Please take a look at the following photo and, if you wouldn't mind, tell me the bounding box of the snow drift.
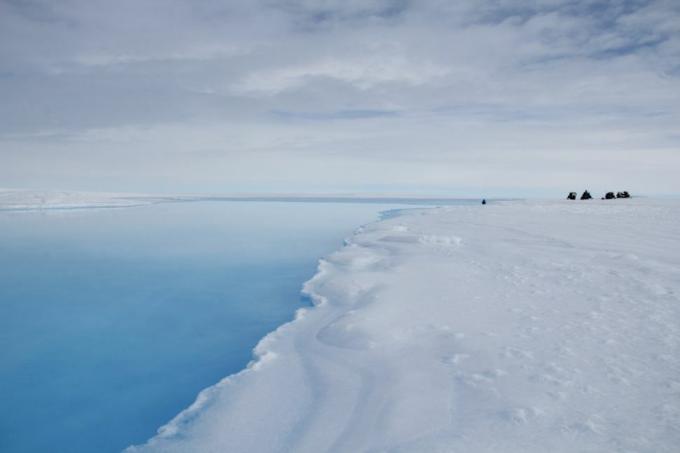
[130,199,680,452]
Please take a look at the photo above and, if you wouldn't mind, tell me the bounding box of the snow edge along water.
[124,204,426,452]
[124,198,680,452]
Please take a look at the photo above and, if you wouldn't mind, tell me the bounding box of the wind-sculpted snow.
[129,199,680,453]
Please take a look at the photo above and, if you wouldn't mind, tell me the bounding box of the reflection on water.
[0,201,420,453]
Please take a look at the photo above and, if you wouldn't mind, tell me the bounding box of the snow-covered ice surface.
[0,189,470,211]
[130,199,680,453]
[0,189,177,210]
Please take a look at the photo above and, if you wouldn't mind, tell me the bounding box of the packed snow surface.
[131,199,680,453]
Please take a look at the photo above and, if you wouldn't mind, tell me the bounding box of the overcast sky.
[1,0,679,196]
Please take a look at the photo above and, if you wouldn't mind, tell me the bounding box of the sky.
[1,0,679,197]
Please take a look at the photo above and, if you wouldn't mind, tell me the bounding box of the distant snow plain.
[3,191,677,452]
[0,189,466,211]
[0,189,175,210]
[124,197,680,453]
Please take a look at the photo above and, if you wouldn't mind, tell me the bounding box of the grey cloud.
[271,109,400,120]
[0,0,678,195]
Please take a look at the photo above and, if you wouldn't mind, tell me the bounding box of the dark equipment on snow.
[567,192,577,200]
[580,190,592,200]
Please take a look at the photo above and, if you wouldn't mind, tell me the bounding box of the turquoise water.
[0,200,426,453]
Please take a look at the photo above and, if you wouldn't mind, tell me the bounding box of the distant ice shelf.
[0,189,478,211]
[128,198,680,453]
[0,189,181,211]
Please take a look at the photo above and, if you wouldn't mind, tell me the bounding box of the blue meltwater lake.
[0,200,433,453]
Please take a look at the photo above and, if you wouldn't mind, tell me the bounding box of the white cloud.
[233,56,450,94]
[0,0,678,195]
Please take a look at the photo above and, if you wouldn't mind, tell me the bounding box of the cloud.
[0,0,678,195]
[232,56,450,94]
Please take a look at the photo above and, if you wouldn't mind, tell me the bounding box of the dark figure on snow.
[617,191,631,198]
[605,192,616,199]
[482,199,487,205]
[567,192,577,200]
[581,190,592,200]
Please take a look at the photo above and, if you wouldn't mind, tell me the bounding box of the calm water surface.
[0,201,427,453]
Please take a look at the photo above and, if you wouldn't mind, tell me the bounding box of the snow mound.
[129,198,680,453]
